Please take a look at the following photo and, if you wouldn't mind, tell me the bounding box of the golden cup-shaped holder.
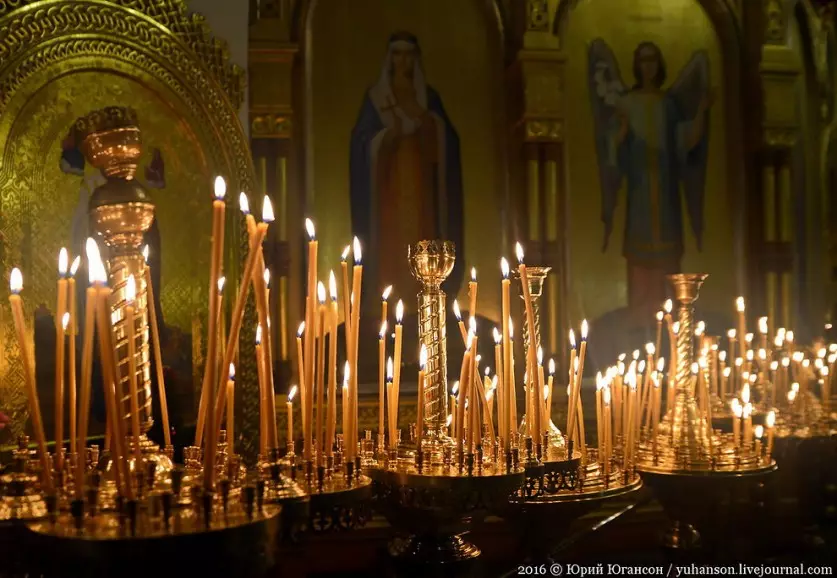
[408,240,455,287]
[75,107,142,180]
[666,273,707,305]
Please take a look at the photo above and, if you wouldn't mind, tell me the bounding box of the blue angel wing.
[668,50,710,248]
[588,39,627,235]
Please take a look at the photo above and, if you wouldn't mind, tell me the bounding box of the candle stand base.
[287,461,372,534]
[1,472,48,578]
[368,459,524,571]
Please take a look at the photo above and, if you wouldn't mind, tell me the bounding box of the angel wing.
[668,50,711,250]
[588,39,627,241]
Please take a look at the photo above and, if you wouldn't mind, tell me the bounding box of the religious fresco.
[589,38,714,317]
[561,0,732,328]
[307,0,505,321]
[349,31,464,297]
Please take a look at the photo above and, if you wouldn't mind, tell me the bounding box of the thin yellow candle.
[568,321,589,445]
[416,345,427,454]
[535,346,545,442]
[67,256,79,458]
[316,282,327,462]
[386,357,395,446]
[603,386,612,475]
[124,275,144,469]
[567,330,578,435]
[226,364,235,455]
[327,273,338,456]
[652,375,661,456]
[546,359,555,423]
[381,285,392,333]
[515,243,539,436]
[287,385,297,449]
[256,325,267,455]
[468,267,478,318]
[348,237,363,460]
[342,362,350,443]
[623,375,636,470]
[596,372,603,459]
[736,297,747,359]
[466,335,478,452]
[141,246,172,448]
[194,288,224,447]
[378,321,387,438]
[743,402,753,448]
[493,328,505,442]
[456,338,473,448]
[203,176,227,491]
[654,310,663,365]
[509,318,518,435]
[765,410,775,458]
[295,322,306,440]
[303,218,318,462]
[9,269,53,493]
[641,343,655,429]
[500,258,511,449]
[731,399,742,447]
[450,382,458,439]
[54,248,69,469]
[391,300,404,448]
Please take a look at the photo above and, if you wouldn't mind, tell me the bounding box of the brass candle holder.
[634,274,776,550]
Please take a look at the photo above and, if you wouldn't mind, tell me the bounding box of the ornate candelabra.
[635,274,776,550]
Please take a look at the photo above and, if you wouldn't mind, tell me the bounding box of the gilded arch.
[0,0,256,441]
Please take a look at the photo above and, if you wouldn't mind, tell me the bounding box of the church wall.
[561,0,733,324]
[304,0,506,321]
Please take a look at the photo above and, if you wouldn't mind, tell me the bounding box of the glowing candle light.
[348,237,363,461]
[416,345,428,454]
[386,357,395,447]
[654,310,664,364]
[327,272,338,456]
[736,297,747,358]
[381,285,392,334]
[295,322,305,444]
[340,245,352,332]
[255,324,268,454]
[226,363,236,455]
[343,361,351,442]
[468,267,478,319]
[754,424,764,461]
[303,218,318,463]
[391,299,404,451]
[378,321,388,440]
[124,275,144,470]
[67,256,80,458]
[546,358,555,423]
[765,410,775,458]
[493,327,505,444]
[316,281,327,462]
[453,299,467,343]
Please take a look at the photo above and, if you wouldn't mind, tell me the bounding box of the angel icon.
[589,39,714,313]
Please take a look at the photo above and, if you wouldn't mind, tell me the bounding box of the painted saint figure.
[350,31,464,296]
[589,39,713,314]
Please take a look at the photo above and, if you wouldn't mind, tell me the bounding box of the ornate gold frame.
[0,0,256,443]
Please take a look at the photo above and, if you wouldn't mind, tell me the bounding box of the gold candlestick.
[408,241,456,460]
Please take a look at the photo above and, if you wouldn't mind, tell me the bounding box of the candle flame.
[818,347,827,358]
[304,218,315,240]
[493,327,501,344]
[657,357,665,372]
[469,316,476,334]
[537,346,543,365]
[452,381,459,395]
[229,363,236,379]
[419,344,428,370]
[770,360,778,371]
[126,274,136,303]
[213,176,226,199]
[70,255,81,277]
[500,257,510,278]
[690,362,698,374]
[142,245,150,264]
[256,324,262,344]
[396,299,404,323]
[663,298,672,313]
[515,242,524,264]
[743,403,753,418]
[446,414,453,426]
[484,365,491,377]
[297,321,305,337]
[344,360,351,384]
[581,319,589,340]
[766,410,776,428]
[470,267,477,282]
[719,351,727,362]
[263,268,270,288]
[317,281,326,304]
[596,372,603,390]
[723,367,731,377]
[822,366,829,377]
[758,348,766,360]
[742,383,750,404]
[672,321,680,334]
[217,276,226,293]
[727,329,736,339]
[453,299,461,321]
[261,196,275,222]
[569,329,576,348]
[341,245,351,261]
[758,316,768,334]
[786,330,794,343]
[638,360,646,373]
[632,349,640,360]
[549,358,555,375]
[603,386,611,404]
[379,321,387,339]
[646,342,655,355]
[58,248,68,276]
[656,310,663,322]
[746,350,754,361]
[735,357,744,367]
[61,312,70,331]
[732,402,743,418]
[239,192,250,214]
[788,390,797,402]
[754,424,764,439]
[736,296,745,312]
[792,351,804,363]
[509,317,514,339]
[381,285,392,301]
[745,332,753,344]
[695,321,705,336]
[326,271,336,301]
[288,385,297,402]
[353,236,362,264]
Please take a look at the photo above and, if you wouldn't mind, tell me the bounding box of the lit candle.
[54,248,69,469]
[546,359,555,424]
[378,321,387,439]
[743,402,753,448]
[391,299,404,450]
[568,321,589,446]
[287,384,297,450]
[469,267,478,318]
[731,399,742,447]
[493,328,505,444]
[316,281,327,462]
[603,385,612,475]
[327,272,338,456]
[386,357,395,447]
[652,374,661,456]
[142,246,171,448]
[509,318,518,435]
[500,258,512,450]
[765,410,775,458]
[754,424,764,462]
[340,245,352,334]
[416,345,427,454]
[124,275,144,469]
[67,255,80,458]
[515,243,539,438]
[453,300,467,343]
[736,297,747,359]
[75,240,103,498]
[758,316,768,351]
[203,176,227,491]
[304,218,318,463]
[256,325,267,455]
[623,373,636,470]
[348,237,363,461]
[654,310,663,365]
[450,381,458,439]
[595,372,604,459]
[342,362,351,443]
[567,330,578,436]
[9,268,53,493]
[641,342,655,429]
[295,322,306,441]
[457,336,473,449]
[226,364,235,455]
